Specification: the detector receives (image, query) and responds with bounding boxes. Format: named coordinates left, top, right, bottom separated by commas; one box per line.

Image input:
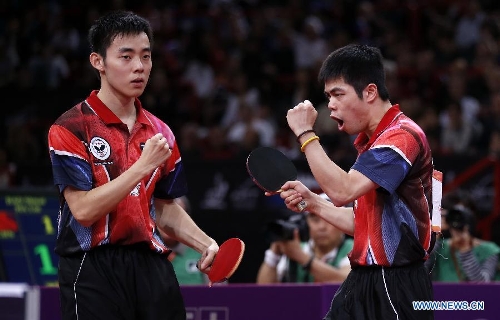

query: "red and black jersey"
left=350, top=105, right=434, bottom=267
left=48, top=91, right=187, bottom=256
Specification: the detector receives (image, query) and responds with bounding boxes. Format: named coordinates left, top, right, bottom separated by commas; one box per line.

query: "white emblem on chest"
left=89, top=137, right=111, bottom=160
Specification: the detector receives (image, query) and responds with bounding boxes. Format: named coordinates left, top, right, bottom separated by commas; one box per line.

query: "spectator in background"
left=181, top=46, right=215, bottom=103
left=2, top=0, right=500, bottom=190
left=440, top=101, right=475, bottom=154
left=221, top=72, right=260, bottom=129
left=439, top=60, right=482, bottom=139
left=293, top=15, right=328, bottom=70
left=417, top=106, right=442, bottom=155
left=256, top=194, right=353, bottom=284
left=199, top=125, right=236, bottom=160
left=292, top=68, right=315, bottom=106
left=227, top=104, right=276, bottom=148
left=28, top=43, right=70, bottom=88
left=432, top=204, right=500, bottom=282
left=454, top=0, right=485, bottom=61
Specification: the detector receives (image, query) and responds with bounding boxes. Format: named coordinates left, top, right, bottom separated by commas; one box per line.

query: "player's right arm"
left=52, top=130, right=171, bottom=227
left=286, top=100, right=378, bottom=207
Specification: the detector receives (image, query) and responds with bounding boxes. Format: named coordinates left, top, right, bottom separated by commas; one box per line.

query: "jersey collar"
left=86, top=90, right=150, bottom=126
left=353, top=104, right=402, bottom=152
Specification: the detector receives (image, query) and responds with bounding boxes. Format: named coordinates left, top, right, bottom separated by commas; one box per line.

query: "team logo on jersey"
left=130, top=183, right=140, bottom=196
left=89, top=137, right=111, bottom=160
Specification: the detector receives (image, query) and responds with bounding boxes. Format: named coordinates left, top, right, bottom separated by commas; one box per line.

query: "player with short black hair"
left=279, top=44, right=436, bottom=320
left=48, top=11, right=218, bottom=320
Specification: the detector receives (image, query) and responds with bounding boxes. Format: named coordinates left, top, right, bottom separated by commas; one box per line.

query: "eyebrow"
left=325, top=86, right=344, bottom=95
left=118, top=47, right=151, bottom=53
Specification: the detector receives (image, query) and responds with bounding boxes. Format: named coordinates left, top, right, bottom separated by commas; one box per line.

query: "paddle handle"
left=297, top=200, right=307, bottom=212
left=277, top=189, right=307, bottom=212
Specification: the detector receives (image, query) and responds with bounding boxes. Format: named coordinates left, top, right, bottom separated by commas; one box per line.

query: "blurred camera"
left=266, top=214, right=309, bottom=242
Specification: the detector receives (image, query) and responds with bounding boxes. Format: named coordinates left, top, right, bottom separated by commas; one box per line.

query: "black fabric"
left=58, top=243, right=186, bottom=320
left=392, top=223, right=427, bottom=267
left=54, top=202, right=83, bottom=256
left=324, top=262, right=434, bottom=320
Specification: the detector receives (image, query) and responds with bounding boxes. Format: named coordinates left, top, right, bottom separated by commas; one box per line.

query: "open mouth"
left=331, top=115, right=344, bottom=129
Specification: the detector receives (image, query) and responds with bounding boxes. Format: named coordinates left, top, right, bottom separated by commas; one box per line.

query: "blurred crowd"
left=1, top=0, right=500, bottom=188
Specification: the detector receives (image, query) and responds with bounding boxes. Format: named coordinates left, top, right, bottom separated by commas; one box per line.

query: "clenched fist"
left=137, top=133, right=172, bottom=173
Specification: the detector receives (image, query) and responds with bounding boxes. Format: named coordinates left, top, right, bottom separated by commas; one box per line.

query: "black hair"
left=445, top=205, right=475, bottom=233
left=318, top=44, right=390, bottom=101
left=88, top=10, right=153, bottom=59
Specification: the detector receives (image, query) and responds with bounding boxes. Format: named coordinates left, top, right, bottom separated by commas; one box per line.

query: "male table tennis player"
left=278, top=44, right=437, bottom=320
left=48, top=11, right=218, bottom=320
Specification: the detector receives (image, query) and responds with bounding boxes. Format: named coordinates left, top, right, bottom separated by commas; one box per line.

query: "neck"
left=97, top=89, right=137, bottom=132
left=365, top=101, right=392, bottom=138
left=97, top=87, right=136, bottom=119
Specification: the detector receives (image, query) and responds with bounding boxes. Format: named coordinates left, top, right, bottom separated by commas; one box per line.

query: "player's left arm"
left=155, top=198, right=218, bottom=271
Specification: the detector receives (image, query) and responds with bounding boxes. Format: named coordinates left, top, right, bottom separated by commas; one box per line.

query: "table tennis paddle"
left=246, top=146, right=307, bottom=212
left=207, top=238, right=245, bottom=285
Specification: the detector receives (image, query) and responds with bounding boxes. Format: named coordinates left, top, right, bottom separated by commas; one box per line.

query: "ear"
left=364, top=83, right=378, bottom=102
left=89, top=52, right=104, bottom=72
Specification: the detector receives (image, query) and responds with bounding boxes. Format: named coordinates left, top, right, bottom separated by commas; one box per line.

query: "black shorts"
left=324, top=262, right=434, bottom=320
left=58, top=243, right=185, bottom=320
